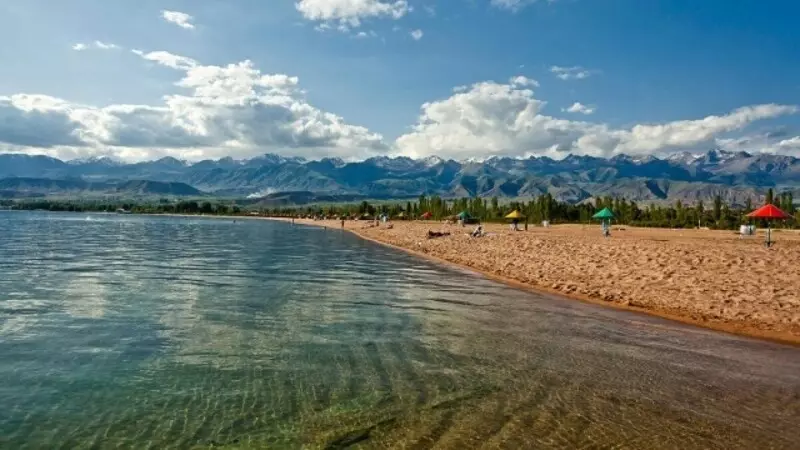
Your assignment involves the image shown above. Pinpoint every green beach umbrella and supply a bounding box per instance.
[593,207,614,237]
[457,211,472,220]
[592,207,614,220]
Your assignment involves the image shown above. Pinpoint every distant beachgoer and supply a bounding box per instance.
[427,230,450,239]
[341,219,345,229]
[471,225,484,237]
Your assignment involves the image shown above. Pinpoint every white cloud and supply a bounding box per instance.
[563,102,595,115]
[0,95,86,148]
[550,65,597,80]
[94,41,119,50]
[296,0,410,28]
[6,45,800,163]
[1,50,386,161]
[778,136,800,152]
[509,75,538,87]
[410,29,423,40]
[132,49,197,70]
[491,0,548,12]
[354,30,377,39]
[614,104,797,154]
[717,132,800,156]
[161,10,195,30]
[72,41,120,51]
[395,78,797,160]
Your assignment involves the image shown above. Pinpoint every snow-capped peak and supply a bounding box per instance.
[666,151,701,164]
[422,156,445,167]
[68,156,122,166]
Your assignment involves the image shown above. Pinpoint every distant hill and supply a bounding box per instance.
[241,191,371,207]
[0,177,203,198]
[1,150,798,204]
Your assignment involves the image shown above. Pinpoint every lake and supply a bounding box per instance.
[1,211,798,449]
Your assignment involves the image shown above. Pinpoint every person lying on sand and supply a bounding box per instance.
[427,230,451,239]
[471,225,485,237]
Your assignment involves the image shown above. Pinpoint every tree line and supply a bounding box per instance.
[2,199,241,215]
[265,189,797,230]
[3,189,797,230]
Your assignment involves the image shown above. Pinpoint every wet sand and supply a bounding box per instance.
[286,219,800,345]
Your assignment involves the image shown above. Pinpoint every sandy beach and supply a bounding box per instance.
[285,218,800,344]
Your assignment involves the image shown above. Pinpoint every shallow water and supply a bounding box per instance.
[0,211,798,449]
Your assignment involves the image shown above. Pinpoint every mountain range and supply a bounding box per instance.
[1,150,798,204]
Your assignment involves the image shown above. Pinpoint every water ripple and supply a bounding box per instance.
[0,211,799,449]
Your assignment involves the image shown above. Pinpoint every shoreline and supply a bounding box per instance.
[271,217,800,347]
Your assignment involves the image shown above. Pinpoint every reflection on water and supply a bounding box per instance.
[0,211,799,449]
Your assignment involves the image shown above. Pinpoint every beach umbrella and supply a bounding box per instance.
[592,207,615,220]
[504,210,526,220]
[457,211,472,220]
[420,211,432,219]
[746,204,791,247]
[592,207,615,237]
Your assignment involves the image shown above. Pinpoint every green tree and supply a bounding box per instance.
[675,200,686,226]
[695,200,705,227]
[712,195,722,223]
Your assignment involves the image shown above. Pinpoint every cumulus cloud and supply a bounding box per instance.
[717,132,800,156]
[161,10,195,30]
[775,137,800,156]
[72,41,120,51]
[296,0,410,28]
[0,95,87,148]
[4,47,798,162]
[395,77,797,160]
[550,65,597,80]
[0,50,386,161]
[410,29,423,40]
[509,76,538,87]
[563,102,595,115]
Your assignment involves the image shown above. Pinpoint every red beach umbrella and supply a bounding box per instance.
[420,211,432,220]
[746,204,791,220]
[746,204,791,247]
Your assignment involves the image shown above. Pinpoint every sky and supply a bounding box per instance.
[2,0,800,162]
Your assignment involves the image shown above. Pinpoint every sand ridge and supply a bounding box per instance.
[286,218,800,344]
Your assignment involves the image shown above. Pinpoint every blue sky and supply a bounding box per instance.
[1,0,799,161]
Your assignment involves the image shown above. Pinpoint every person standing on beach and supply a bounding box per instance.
[341,219,345,229]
